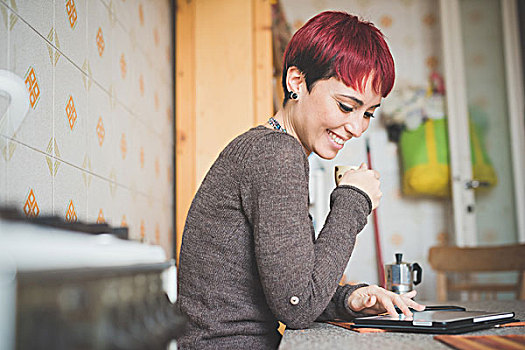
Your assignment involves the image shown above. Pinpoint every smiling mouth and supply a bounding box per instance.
[327,130,347,146]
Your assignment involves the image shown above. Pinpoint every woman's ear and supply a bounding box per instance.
[286,66,305,95]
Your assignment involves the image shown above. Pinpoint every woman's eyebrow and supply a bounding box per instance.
[336,94,381,109]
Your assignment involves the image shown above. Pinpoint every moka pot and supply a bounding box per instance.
[385,253,422,294]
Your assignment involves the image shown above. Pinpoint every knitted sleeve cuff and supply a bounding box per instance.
[335,185,373,215]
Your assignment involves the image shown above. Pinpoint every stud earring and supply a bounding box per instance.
[289,91,298,100]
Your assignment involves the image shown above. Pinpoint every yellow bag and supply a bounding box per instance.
[400,118,497,197]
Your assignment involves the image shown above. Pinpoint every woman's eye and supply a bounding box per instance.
[365,112,375,119]
[338,102,353,113]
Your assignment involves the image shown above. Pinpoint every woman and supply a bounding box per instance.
[176,11,425,349]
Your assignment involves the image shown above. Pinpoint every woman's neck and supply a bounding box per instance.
[270,108,310,156]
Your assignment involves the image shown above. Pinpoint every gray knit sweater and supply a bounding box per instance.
[176,126,371,349]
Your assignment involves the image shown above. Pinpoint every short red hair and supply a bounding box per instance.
[282,11,395,105]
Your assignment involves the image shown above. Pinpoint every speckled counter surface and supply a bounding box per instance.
[279,301,525,350]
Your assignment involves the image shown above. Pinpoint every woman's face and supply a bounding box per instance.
[292,76,382,159]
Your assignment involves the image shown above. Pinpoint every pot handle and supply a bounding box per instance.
[412,263,422,285]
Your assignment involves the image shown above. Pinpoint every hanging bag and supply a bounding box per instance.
[400,118,497,197]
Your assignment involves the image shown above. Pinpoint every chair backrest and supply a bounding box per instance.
[429,244,525,272]
[428,244,525,301]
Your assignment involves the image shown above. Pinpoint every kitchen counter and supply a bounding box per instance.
[279,300,525,349]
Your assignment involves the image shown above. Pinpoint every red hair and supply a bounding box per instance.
[282,11,395,105]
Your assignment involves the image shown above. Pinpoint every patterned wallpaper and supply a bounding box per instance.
[0,0,174,257]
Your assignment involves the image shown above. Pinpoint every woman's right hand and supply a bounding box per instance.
[338,163,382,210]
[348,286,425,317]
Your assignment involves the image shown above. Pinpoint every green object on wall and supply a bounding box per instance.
[400,118,497,197]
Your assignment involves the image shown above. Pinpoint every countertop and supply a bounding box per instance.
[279,300,525,349]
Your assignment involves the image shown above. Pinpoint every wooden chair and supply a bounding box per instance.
[428,244,525,301]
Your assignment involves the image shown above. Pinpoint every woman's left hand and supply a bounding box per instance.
[347,285,425,317]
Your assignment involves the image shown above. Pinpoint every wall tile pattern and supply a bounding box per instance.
[0,0,174,258]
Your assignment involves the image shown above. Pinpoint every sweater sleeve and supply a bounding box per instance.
[240,133,371,329]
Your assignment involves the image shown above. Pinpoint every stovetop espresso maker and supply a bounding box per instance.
[385,253,422,294]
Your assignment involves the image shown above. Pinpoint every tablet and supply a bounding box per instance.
[353,310,516,334]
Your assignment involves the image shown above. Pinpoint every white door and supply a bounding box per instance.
[440,0,525,246]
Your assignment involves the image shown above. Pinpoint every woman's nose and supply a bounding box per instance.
[344,116,364,138]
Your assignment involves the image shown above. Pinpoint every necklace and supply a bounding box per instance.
[268,117,287,134]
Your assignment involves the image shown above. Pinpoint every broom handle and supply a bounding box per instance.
[366,139,386,288]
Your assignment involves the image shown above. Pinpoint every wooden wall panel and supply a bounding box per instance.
[253,0,274,125]
[175,0,272,263]
[175,0,196,265]
[195,0,255,184]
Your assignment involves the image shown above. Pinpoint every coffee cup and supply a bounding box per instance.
[334,165,360,186]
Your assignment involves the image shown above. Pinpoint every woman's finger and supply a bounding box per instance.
[401,290,417,298]
[377,294,398,318]
[393,294,412,317]
[403,297,426,312]
[349,293,370,311]
[400,290,426,311]
[365,295,377,308]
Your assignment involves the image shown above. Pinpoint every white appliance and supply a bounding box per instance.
[0,211,183,350]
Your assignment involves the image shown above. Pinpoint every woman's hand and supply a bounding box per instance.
[338,163,382,210]
[347,285,426,317]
